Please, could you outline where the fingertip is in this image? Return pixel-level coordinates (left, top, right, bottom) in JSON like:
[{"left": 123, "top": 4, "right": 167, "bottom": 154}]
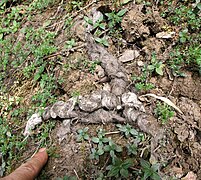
[
  {"left": 35, "top": 148, "right": 49, "bottom": 163},
  {"left": 6, "top": 148, "right": 49, "bottom": 180},
  {"left": 39, "top": 147, "right": 47, "bottom": 153}
]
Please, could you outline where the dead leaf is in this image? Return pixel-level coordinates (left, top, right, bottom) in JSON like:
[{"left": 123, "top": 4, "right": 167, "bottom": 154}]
[
  {"left": 156, "top": 31, "right": 175, "bottom": 39},
  {"left": 181, "top": 171, "right": 197, "bottom": 180},
  {"left": 120, "top": 0, "right": 132, "bottom": 5},
  {"left": 141, "top": 93, "right": 183, "bottom": 114}
]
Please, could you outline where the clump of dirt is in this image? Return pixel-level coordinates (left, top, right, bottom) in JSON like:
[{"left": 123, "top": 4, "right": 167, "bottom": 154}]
[
  {"left": 121, "top": 4, "right": 167, "bottom": 43},
  {"left": 159, "top": 71, "right": 201, "bottom": 101}
]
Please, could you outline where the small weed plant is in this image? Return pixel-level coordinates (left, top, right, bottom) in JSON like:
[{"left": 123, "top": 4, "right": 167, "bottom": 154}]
[
  {"left": 140, "top": 159, "right": 160, "bottom": 180},
  {"left": 76, "top": 127, "right": 90, "bottom": 142},
  {"left": 84, "top": 8, "right": 127, "bottom": 45},
  {"left": 95, "top": 37, "right": 109, "bottom": 47},
  {"left": 105, "top": 9, "right": 127, "bottom": 29},
  {"left": 127, "top": 143, "right": 138, "bottom": 156},
  {"left": 163, "top": 1, "right": 201, "bottom": 74},
  {"left": 65, "top": 38, "right": 76, "bottom": 49},
  {"left": 76, "top": 124, "right": 159, "bottom": 179},
  {"left": 104, "top": 138, "right": 123, "bottom": 159},
  {"left": 116, "top": 124, "right": 138, "bottom": 138},
  {"left": 107, "top": 157, "right": 133, "bottom": 178},
  {"left": 148, "top": 53, "right": 165, "bottom": 76},
  {"left": 132, "top": 67, "right": 155, "bottom": 91},
  {"left": 155, "top": 102, "right": 174, "bottom": 124},
  {"left": 29, "top": 0, "right": 55, "bottom": 11}
]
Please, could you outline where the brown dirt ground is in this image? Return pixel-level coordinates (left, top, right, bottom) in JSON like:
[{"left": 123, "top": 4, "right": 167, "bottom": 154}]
[{"left": 5, "top": 0, "right": 201, "bottom": 179}]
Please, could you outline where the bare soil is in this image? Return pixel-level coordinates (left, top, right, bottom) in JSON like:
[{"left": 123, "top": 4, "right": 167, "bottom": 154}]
[{"left": 5, "top": 1, "right": 201, "bottom": 179}]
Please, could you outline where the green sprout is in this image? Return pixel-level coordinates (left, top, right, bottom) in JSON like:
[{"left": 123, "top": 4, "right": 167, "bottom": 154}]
[
  {"left": 140, "top": 159, "right": 160, "bottom": 180},
  {"left": 154, "top": 102, "right": 174, "bottom": 124},
  {"left": 116, "top": 124, "right": 138, "bottom": 138},
  {"left": 76, "top": 127, "right": 90, "bottom": 142},
  {"left": 107, "top": 157, "right": 133, "bottom": 178}
]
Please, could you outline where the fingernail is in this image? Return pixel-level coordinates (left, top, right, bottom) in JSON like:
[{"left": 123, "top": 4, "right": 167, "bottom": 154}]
[{"left": 39, "top": 148, "right": 46, "bottom": 152}]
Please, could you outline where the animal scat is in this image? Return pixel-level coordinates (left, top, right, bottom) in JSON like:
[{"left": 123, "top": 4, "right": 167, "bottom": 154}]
[
  {"left": 123, "top": 107, "right": 142, "bottom": 122},
  {"left": 50, "top": 100, "right": 77, "bottom": 119},
  {"left": 78, "top": 91, "right": 102, "bottom": 112},
  {"left": 101, "top": 91, "right": 121, "bottom": 110},
  {"left": 80, "top": 109, "right": 125, "bottom": 124}
]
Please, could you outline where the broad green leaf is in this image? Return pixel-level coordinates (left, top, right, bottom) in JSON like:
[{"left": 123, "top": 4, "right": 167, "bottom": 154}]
[
  {"left": 183, "top": 28, "right": 188, "bottom": 33},
  {"left": 147, "top": 65, "right": 155, "bottom": 71},
  {"left": 130, "top": 129, "right": 138, "bottom": 136},
  {"left": 152, "top": 164, "right": 160, "bottom": 172},
  {"left": 97, "top": 148, "right": 104, "bottom": 155},
  {"left": 106, "top": 165, "right": 112, "bottom": 170},
  {"left": 76, "top": 136, "right": 82, "bottom": 142},
  {"left": 119, "top": 126, "right": 127, "bottom": 132},
  {"left": 116, "top": 124, "right": 122, "bottom": 128},
  {"left": 91, "top": 148, "right": 96, "bottom": 153},
  {"left": 113, "top": 157, "right": 122, "bottom": 165},
  {"left": 120, "top": 168, "right": 129, "bottom": 178},
  {"left": 84, "top": 16, "right": 93, "bottom": 25},
  {"left": 125, "top": 131, "right": 129, "bottom": 137},
  {"left": 156, "top": 65, "right": 164, "bottom": 76},
  {"left": 98, "top": 14, "right": 104, "bottom": 22},
  {"left": 107, "top": 166, "right": 119, "bottom": 177},
  {"left": 77, "top": 129, "right": 82, "bottom": 133},
  {"left": 38, "top": 65, "right": 45, "bottom": 73},
  {"left": 110, "top": 150, "right": 115, "bottom": 158},
  {"left": 83, "top": 127, "right": 89, "bottom": 132},
  {"left": 102, "top": 39, "right": 109, "bottom": 47},
  {"left": 180, "top": 37, "right": 186, "bottom": 43},
  {"left": 93, "top": 23, "right": 99, "bottom": 29},
  {"left": 103, "top": 138, "right": 109, "bottom": 143},
  {"left": 197, "top": 3, "right": 201, "bottom": 9},
  {"left": 117, "top": 9, "right": 127, "bottom": 16},
  {"left": 6, "top": 131, "right": 11, "bottom": 137},
  {"left": 122, "top": 159, "right": 133, "bottom": 170},
  {"left": 99, "top": 23, "right": 105, "bottom": 30},
  {"left": 104, "top": 145, "right": 110, "bottom": 151},
  {"left": 143, "top": 170, "right": 152, "bottom": 180},
  {"left": 95, "top": 37, "right": 102, "bottom": 43},
  {"left": 84, "top": 134, "right": 89, "bottom": 140},
  {"left": 152, "top": 172, "right": 161, "bottom": 180},
  {"left": 140, "top": 159, "right": 150, "bottom": 169},
  {"left": 115, "top": 145, "right": 122, "bottom": 152},
  {"left": 92, "top": 137, "right": 99, "bottom": 143},
  {"left": 105, "top": 13, "right": 112, "bottom": 19},
  {"left": 34, "top": 73, "right": 41, "bottom": 81}
]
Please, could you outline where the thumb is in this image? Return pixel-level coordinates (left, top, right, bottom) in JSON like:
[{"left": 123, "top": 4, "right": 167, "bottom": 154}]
[{"left": 3, "top": 148, "right": 48, "bottom": 180}]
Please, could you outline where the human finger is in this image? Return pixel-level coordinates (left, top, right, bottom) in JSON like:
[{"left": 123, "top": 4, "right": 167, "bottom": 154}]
[{"left": 3, "top": 148, "right": 48, "bottom": 180}]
